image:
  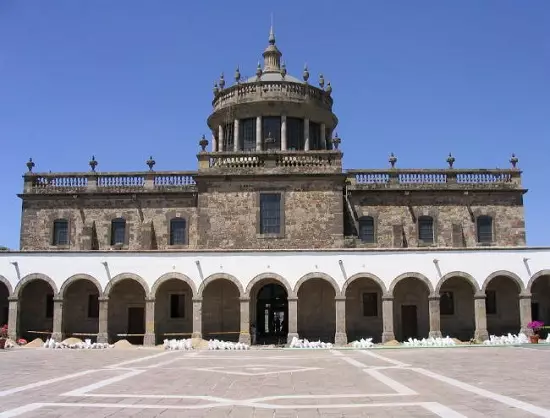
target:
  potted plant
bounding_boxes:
[527,321,544,343]
[0,324,8,349]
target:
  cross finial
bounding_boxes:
[268,13,275,45]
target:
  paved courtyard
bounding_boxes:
[1,345,550,417]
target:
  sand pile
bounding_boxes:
[25,338,44,348]
[192,338,209,350]
[113,339,134,349]
[383,339,400,346]
[62,337,83,345]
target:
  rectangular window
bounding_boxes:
[53,220,69,246]
[359,217,375,243]
[262,117,281,150]
[486,290,497,314]
[240,118,256,151]
[259,193,282,234]
[309,122,323,150]
[477,216,493,243]
[170,294,185,318]
[87,294,99,318]
[287,118,304,150]
[362,293,378,317]
[111,219,126,246]
[418,217,434,244]
[170,218,186,245]
[223,123,234,151]
[440,291,454,315]
[46,294,54,319]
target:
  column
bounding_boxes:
[304,118,310,151]
[51,297,63,341]
[233,119,240,152]
[192,298,202,339]
[239,297,251,345]
[255,116,262,151]
[381,293,395,342]
[218,125,224,152]
[428,294,442,338]
[334,296,347,346]
[211,133,217,152]
[97,296,108,343]
[281,115,287,150]
[474,292,488,341]
[7,297,18,341]
[287,296,299,344]
[320,123,326,149]
[519,292,532,335]
[144,298,155,346]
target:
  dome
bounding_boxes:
[245,72,302,83]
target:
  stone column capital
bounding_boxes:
[98,296,109,302]
[192,297,203,303]
[334,296,346,302]
[519,292,532,299]
[382,293,394,301]
[239,297,250,302]
[7,296,18,302]
[145,297,155,303]
[53,297,63,303]
[428,294,440,301]
[474,292,486,299]
[287,297,298,302]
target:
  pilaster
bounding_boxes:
[218,125,224,152]
[428,295,442,338]
[320,123,326,149]
[97,296,108,343]
[519,292,533,336]
[304,118,310,151]
[256,116,262,151]
[233,119,240,151]
[474,292,489,341]
[381,293,395,343]
[51,297,63,341]
[143,298,155,346]
[287,296,299,344]
[239,297,251,345]
[334,296,347,346]
[281,115,287,150]
[7,296,18,341]
[211,133,217,152]
[192,298,202,339]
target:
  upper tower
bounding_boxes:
[206,28,339,156]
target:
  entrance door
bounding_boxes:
[256,284,288,345]
[127,307,145,345]
[401,305,418,340]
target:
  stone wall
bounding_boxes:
[485,276,520,335]
[19,280,54,340]
[0,284,8,326]
[346,190,526,248]
[202,280,240,341]
[107,280,146,344]
[297,278,336,341]
[439,278,475,340]
[62,280,99,337]
[154,279,193,344]
[344,279,384,342]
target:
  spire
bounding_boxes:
[262,20,282,73]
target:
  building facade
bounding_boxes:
[2,29,548,346]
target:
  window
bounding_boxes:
[358,217,375,243]
[170,294,185,318]
[87,294,99,318]
[440,291,454,315]
[477,216,493,243]
[259,193,282,234]
[240,118,256,151]
[486,290,497,314]
[418,216,434,244]
[287,117,304,150]
[169,218,186,245]
[262,117,281,150]
[362,293,378,317]
[52,219,69,246]
[46,294,54,318]
[111,218,126,246]
[309,122,323,150]
[222,123,234,151]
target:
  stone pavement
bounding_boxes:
[0,345,550,417]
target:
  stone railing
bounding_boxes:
[197,150,343,174]
[346,169,522,190]
[212,81,333,112]
[23,171,197,194]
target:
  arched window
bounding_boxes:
[358,216,375,244]
[52,219,69,246]
[418,216,434,244]
[110,218,126,246]
[170,218,187,245]
[477,215,493,243]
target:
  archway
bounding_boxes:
[254,283,288,345]
[0,280,9,326]
[154,278,194,344]
[344,277,384,343]
[484,275,521,336]
[20,279,56,342]
[202,279,240,342]
[108,279,147,344]
[531,274,550,330]
[393,277,430,341]
[438,276,476,340]
[62,278,101,341]
[297,278,336,342]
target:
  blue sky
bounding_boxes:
[0,0,548,249]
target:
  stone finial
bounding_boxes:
[199,134,209,152]
[213,82,219,96]
[146,156,156,171]
[256,62,263,79]
[234,66,241,83]
[446,153,455,168]
[325,81,332,95]
[26,158,35,173]
[303,64,309,82]
[218,73,225,89]
[319,74,325,88]
[510,153,519,168]
[331,132,341,150]
[280,62,287,78]
[389,152,397,168]
[89,156,98,172]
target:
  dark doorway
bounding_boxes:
[127,307,145,345]
[401,305,418,340]
[256,284,288,345]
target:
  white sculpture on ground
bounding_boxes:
[43,338,113,349]
[403,336,456,347]
[483,333,529,345]
[207,339,250,350]
[351,338,375,348]
[289,336,333,349]
[163,338,193,350]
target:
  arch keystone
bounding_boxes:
[245,272,292,297]
[151,272,197,299]
[435,271,480,294]
[198,273,244,297]
[59,274,103,298]
[341,272,386,296]
[104,272,149,297]
[294,272,341,296]
[388,272,434,295]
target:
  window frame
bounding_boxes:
[169,217,187,246]
[52,218,69,246]
[418,216,435,245]
[362,292,378,317]
[240,118,257,151]
[476,215,494,244]
[257,191,285,238]
[110,218,127,247]
[358,216,376,244]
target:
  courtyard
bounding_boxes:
[0,346,550,417]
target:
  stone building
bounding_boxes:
[1,29,548,346]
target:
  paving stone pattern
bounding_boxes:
[0,346,549,417]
